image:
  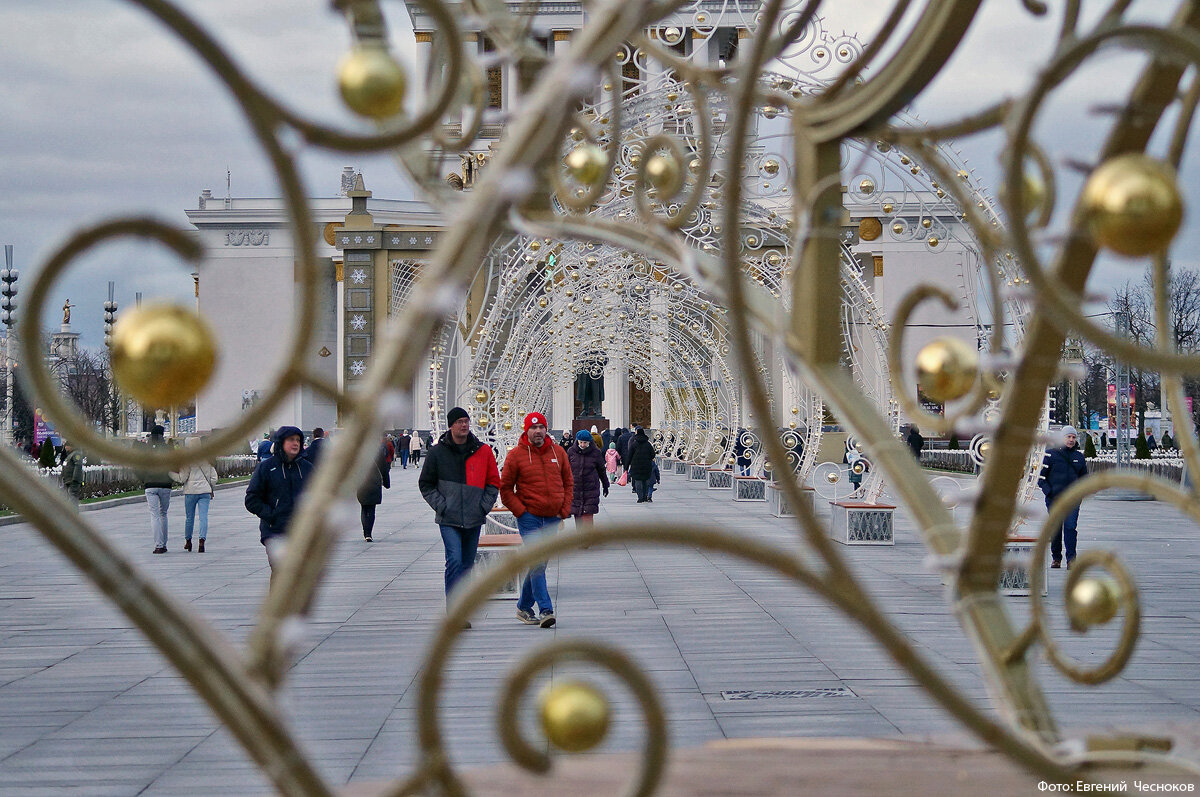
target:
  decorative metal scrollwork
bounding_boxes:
[7,0,1200,792]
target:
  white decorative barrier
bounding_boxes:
[1000,536,1047,596]
[769,484,814,518]
[829,501,895,545]
[485,508,516,535]
[474,533,522,599]
[734,476,767,502]
[674,460,689,475]
[689,464,707,481]
[707,469,733,490]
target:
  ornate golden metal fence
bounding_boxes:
[5,0,1200,793]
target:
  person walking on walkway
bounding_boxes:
[410,432,422,466]
[60,440,84,507]
[256,432,273,462]
[501,412,572,628]
[245,426,313,580]
[419,407,500,626]
[906,424,925,460]
[605,442,620,482]
[358,440,391,542]
[398,430,411,469]
[143,426,174,554]
[172,437,218,553]
[568,429,609,530]
[305,427,327,468]
[626,427,656,503]
[1038,425,1088,569]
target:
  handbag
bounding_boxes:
[617,471,629,486]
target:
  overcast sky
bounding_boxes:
[0,1,1193,349]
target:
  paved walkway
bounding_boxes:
[2,464,1200,794]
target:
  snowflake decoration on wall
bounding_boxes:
[350,269,367,284]
[350,314,367,331]
[349,360,366,376]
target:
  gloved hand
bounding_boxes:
[603,487,609,497]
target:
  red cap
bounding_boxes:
[523,412,548,431]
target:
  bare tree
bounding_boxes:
[61,349,115,433]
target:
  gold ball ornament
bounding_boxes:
[1082,153,1184,257]
[915,337,979,403]
[337,45,407,120]
[1067,576,1121,628]
[475,390,488,404]
[565,144,607,186]
[645,152,683,196]
[539,681,610,753]
[824,471,840,484]
[111,303,217,408]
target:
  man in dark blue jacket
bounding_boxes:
[1038,425,1088,569]
[245,426,314,579]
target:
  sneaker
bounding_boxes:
[364,535,373,542]
[462,620,472,630]
[516,608,538,625]
[538,611,556,628]
[183,539,192,552]
[1065,559,1074,570]
[1051,559,1061,569]
[197,540,205,553]
[152,547,167,554]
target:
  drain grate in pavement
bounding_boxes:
[720,687,855,701]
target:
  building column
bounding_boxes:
[602,353,628,426]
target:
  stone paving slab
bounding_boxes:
[0,464,1199,792]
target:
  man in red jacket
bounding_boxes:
[500,412,573,628]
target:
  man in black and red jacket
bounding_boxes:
[419,407,501,621]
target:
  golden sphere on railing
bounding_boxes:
[539,680,610,753]
[337,45,407,120]
[1067,576,1120,628]
[564,144,606,186]
[476,413,490,427]
[475,390,488,404]
[645,152,682,196]
[859,178,875,195]
[825,471,840,484]
[111,303,217,408]
[502,421,512,431]
[1082,153,1183,257]
[915,336,978,403]
[499,403,510,413]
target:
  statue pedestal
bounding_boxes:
[571,418,609,434]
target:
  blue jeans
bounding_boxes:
[516,513,560,614]
[184,494,211,541]
[399,450,409,469]
[145,488,171,548]
[1045,493,1080,562]
[440,525,481,604]
[633,479,651,502]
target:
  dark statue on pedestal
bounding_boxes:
[575,373,605,418]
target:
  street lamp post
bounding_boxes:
[1,245,19,448]
[1114,311,1132,468]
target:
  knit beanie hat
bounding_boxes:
[576,429,593,441]
[1061,425,1079,439]
[524,412,547,431]
[447,406,469,425]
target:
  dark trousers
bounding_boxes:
[440,525,482,603]
[633,479,651,502]
[1046,493,1080,562]
[361,504,376,538]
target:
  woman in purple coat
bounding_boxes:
[568,429,609,529]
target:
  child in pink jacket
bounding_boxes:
[605,443,620,481]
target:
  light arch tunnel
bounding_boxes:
[418,82,1017,499]
[422,199,897,497]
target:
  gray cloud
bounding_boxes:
[0,0,1193,352]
